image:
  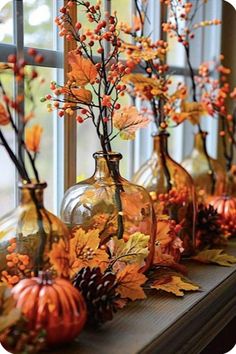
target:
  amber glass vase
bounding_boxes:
[132,132,196,256]
[0,182,70,285]
[182,132,226,201]
[60,152,155,271]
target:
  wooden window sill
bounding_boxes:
[48,240,236,354]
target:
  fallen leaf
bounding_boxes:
[116,264,147,300]
[108,232,150,267]
[69,228,109,277]
[0,103,10,125]
[68,50,97,86]
[192,249,236,266]
[152,275,199,296]
[113,106,150,140]
[25,124,43,153]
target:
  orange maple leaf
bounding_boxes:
[48,239,69,278]
[151,275,199,297]
[113,106,150,140]
[69,228,109,277]
[71,87,92,103]
[25,124,43,152]
[68,50,97,86]
[0,103,10,126]
[116,264,147,301]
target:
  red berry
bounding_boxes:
[27,48,37,56]
[114,103,121,110]
[8,54,17,63]
[75,22,82,30]
[58,111,64,117]
[34,54,44,63]
[77,116,84,123]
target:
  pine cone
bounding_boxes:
[196,204,226,250]
[73,267,118,326]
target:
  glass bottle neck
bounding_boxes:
[93,152,122,179]
[153,134,169,156]
[193,132,207,154]
[20,183,46,207]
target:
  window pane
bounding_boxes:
[0,73,15,216]
[0,0,13,44]
[23,0,53,50]
[25,66,58,213]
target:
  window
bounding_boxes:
[0,0,64,215]
[0,0,223,216]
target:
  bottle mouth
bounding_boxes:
[151,131,170,138]
[93,151,122,160]
[18,180,47,190]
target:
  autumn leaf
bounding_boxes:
[0,283,21,333]
[48,239,69,278]
[0,102,10,126]
[113,106,150,140]
[25,124,43,152]
[108,232,150,267]
[123,74,161,90]
[71,87,92,103]
[181,101,206,125]
[152,275,199,296]
[69,228,109,277]
[149,268,199,296]
[68,50,97,86]
[192,249,236,267]
[116,264,147,300]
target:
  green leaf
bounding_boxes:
[192,249,236,267]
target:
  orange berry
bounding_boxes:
[18,264,26,271]
[7,261,14,268]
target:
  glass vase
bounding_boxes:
[60,151,155,271]
[132,132,196,256]
[182,132,226,201]
[0,182,70,285]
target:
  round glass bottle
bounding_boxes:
[182,132,226,201]
[0,182,70,285]
[60,152,156,271]
[132,132,196,256]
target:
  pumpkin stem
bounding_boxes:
[38,271,53,285]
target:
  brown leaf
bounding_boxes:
[116,264,147,301]
[0,103,10,126]
[68,50,97,86]
[192,249,236,267]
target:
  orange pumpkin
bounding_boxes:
[207,195,236,238]
[11,274,87,345]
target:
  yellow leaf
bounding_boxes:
[25,124,43,152]
[113,106,150,140]
[116,264,147,300]
[192,249,236,267]
[69,228,109,277]
[0,103,10,126]
[0,283,21,333]
[152,275,199,296]
[108,232,150,266]
[68,50,97,86]
[48,239,69,278]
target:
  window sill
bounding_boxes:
[48,240,236,354]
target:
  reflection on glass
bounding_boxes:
[23,0,53,50]
[0,0,13,44]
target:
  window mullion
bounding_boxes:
[63,0,77,191]
[13,0,24,205]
